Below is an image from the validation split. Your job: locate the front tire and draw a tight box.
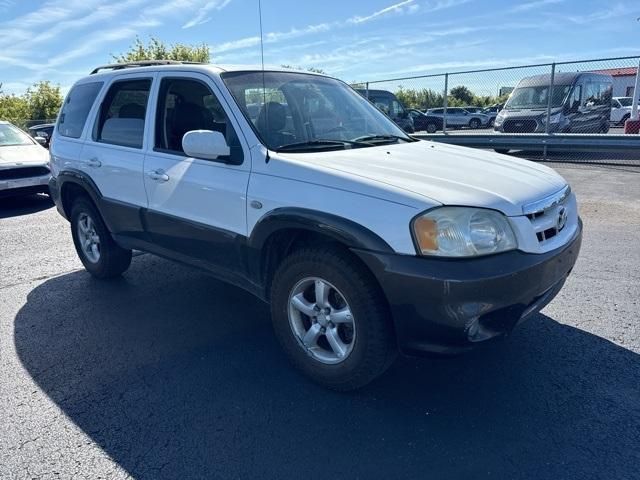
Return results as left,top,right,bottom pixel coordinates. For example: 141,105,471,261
426,123,437,133
469,118,480,129
70,197,132,278
270,246,396,391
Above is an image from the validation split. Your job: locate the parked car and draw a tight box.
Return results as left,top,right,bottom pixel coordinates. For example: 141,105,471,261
49,62,582,390
425,107,489,129
407,108,442,133
610,97,633,125
355,88,414,132
27,123,55,148
494,72,613,137
0,121,50,198
481,104,503,127
461,106,484,114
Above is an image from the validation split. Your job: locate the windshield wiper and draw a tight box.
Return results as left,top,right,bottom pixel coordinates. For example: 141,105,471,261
353,134,413,144
276,139,371,152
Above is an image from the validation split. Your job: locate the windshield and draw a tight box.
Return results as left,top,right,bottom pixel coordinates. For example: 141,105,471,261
505,84,572,109
617,97,632,107
221,71,411,151
0,124,34,147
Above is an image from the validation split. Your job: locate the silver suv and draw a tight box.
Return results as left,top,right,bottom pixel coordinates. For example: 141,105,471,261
425,107,489,129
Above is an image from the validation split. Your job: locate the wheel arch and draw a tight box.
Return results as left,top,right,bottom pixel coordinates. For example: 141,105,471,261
58,170,103,219
248,208,394,299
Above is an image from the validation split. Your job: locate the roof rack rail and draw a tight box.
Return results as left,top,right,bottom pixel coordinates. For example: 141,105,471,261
90,60,204,75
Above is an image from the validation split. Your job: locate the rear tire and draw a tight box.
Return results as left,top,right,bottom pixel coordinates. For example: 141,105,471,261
70,197,132,279
426,123,437,133
270,246,396,391
620,114,630,126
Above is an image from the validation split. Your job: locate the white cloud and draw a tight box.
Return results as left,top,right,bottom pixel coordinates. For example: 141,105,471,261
183,0,233,29
348,0,416,24
568,3,638,24
213,22,334,54
510,0,563,13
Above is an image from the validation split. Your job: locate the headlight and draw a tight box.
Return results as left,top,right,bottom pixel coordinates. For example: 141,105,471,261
494,113,505,126
412,207,517,257
541,112,562,124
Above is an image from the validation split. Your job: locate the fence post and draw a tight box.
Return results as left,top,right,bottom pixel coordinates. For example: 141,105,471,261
365,82,369,100
630,59,640,121
443,73,448,134
544,63,556,135
543,63,556,161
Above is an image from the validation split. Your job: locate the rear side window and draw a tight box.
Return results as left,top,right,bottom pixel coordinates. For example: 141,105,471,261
94,79,151,149
57,82,103,139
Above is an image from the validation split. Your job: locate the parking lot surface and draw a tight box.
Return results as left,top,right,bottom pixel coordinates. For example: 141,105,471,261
1,163,639,479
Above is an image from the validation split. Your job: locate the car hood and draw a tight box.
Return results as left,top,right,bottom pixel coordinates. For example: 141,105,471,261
279,141,567,216
0,144,49,166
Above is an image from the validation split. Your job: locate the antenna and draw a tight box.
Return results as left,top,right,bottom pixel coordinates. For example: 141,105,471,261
258,0,270,162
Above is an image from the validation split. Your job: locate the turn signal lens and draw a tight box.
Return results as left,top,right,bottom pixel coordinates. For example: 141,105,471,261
413,216,438,252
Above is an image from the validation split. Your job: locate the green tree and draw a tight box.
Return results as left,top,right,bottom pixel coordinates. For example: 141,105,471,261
449,85,474,105
396,86,445,110
24,81,63,120
0,82,62,127
113,36,210,63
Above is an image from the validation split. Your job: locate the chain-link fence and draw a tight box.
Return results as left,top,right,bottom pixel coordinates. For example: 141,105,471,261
353,55,640,165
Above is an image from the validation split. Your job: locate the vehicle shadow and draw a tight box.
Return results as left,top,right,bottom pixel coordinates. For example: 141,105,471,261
0,193,52,219
13,255,639,480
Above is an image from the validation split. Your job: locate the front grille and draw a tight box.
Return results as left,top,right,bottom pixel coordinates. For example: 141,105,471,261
503,119,537,133
0,166,49,180
525,187,571,244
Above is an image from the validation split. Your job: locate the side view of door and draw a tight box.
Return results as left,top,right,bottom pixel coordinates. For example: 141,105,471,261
78,74,155,239
142,71,251,277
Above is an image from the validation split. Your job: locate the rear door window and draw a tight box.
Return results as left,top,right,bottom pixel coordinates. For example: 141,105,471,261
94,79,151,148
57,82,103,139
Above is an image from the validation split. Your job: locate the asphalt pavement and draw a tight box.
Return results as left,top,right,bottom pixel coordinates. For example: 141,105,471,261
1,163,639,479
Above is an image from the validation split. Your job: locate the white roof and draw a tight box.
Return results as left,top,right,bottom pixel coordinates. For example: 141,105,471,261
80,63,325,84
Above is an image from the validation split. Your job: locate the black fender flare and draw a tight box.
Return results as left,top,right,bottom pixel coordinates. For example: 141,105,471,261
248,207,394,253
56,169,104,217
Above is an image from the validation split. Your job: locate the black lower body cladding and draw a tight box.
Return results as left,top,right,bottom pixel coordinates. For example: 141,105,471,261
353,219,583,356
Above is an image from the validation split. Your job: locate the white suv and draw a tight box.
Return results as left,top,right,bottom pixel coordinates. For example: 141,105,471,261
49,61,582,390
611,97,633,125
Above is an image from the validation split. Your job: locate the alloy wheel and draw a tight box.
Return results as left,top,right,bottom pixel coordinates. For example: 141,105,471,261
77,212,101,263
288,277,356,364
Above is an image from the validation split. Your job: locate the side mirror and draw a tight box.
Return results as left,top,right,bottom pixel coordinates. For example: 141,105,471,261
182,130,230,160
400,111,409,119
35,136,47,147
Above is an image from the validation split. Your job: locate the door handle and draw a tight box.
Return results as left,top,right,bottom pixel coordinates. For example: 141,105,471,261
147,169,170,182
87,158,102,168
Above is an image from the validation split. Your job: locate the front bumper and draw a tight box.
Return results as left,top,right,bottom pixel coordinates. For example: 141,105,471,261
353,219,582,356
0,171,50,198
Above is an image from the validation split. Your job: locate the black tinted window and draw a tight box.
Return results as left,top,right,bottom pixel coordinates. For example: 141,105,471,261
94,79,151,148
154,78,242,163
57,82,103,139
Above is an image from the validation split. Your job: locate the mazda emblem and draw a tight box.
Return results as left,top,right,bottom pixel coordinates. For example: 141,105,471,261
557,207,567,231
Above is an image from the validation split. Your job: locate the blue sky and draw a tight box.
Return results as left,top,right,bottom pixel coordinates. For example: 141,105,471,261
0,0,639,95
